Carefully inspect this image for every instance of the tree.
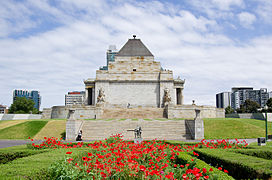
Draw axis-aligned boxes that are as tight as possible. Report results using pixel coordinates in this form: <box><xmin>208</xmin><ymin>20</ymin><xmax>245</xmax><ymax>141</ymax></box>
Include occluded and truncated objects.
<box><xmin>225</xmin><ymin>106</ymin><xmax>234</xmax><ymax>114</ymax></box>
<box><xmin>237</xmin><ymin>99</ymin><xmax>260</xmax><ymax>113</ymax></box>
<box><xmin>9</xmin><ymin>97</ymin><xmax>38</xmax><ymax>114</ymax></box>
<box><xmin>265</xmin><ymin>98</ymin><xmax>272</xmax><ymax>112</ymax></box>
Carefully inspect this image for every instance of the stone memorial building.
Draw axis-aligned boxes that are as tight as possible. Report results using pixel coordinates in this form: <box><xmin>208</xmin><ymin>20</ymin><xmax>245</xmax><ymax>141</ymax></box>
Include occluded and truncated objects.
<box><xmin>43</xmin><ymin>36</ymin><xmax>224</xmax><ymax>120</ymax></box>
<box><xmin>84</xmin><ymin>35</ymin><xmax>184</xmax><ymax>108</ymax></box>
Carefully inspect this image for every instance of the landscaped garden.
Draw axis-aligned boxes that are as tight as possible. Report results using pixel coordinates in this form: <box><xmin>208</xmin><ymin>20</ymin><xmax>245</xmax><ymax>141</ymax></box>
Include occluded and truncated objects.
<box><xmin>0</xmin><ymin>118</ymin><xmax>272</xmax><ymax>179</ymax></box>
<box><xmin>0</xmin><ymin>134</ymin><xmax>272</xmax><ymax>179</ymax></box>
<box><xmin>0</xmin><ymin>118</ymin><xmax>271</xmax><ymax>140</ymax></box>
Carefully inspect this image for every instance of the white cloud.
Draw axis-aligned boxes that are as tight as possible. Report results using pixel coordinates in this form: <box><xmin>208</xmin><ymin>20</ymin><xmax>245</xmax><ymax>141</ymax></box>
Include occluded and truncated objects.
<box><xmin>211</xmin><ymin>0</ymin><xmax>244</xmax><ymax>10</ymax></box>
<box><xmin>238</xmin><ymin>12</ymin><xmax>256</xmax><ymax>28</ymax></box>
<box><xmin>0</xmin><ymin>0</ymin><xmax>271</xmax><ymax>109</ymax></box>
<box><xmin>255</xmin><ymin>0</ymin><xmax>272</xmax><ymax>24</ymax></box>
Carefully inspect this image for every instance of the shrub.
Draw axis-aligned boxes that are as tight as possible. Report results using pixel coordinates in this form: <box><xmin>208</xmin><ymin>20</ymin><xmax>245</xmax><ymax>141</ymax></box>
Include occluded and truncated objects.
<box><xmin>195</xmin><ymin>148</ymin><xmax>272</xmax><ymax>179</ymax></box>
<box><xmin>176</xmin><ymin>151</ymin><xmax>234</xmax><ymax>179</ymax></box>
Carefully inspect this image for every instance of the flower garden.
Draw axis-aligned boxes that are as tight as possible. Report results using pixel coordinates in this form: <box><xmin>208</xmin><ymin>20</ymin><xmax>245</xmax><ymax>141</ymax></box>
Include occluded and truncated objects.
<box><xmin>0</xmin><ymin>127</ymin><xmax>272</xmax><ymax>179</ymax></box>
<box><xmin>2</xmin><ymin>134</ymin><xmax>272</xmax><ymax>179</ymax></box>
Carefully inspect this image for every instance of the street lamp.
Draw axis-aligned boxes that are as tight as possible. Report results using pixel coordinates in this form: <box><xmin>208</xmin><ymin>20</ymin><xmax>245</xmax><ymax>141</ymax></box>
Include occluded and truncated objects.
<box><xmin>265</xmin><ymin>105</ymin><xmax>268</xmax><ymax>140</ymax></box>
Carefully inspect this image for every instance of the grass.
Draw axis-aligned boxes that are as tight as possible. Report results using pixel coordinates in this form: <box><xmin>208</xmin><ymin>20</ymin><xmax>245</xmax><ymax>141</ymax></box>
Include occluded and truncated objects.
<box><xmin>0</xmin><ymin>121</ymin><xmax>48</xmax><ymax>139</ymax></box>
<box><xmin>0</xmin><ymin>120</ymin><xmax>27</xmax><ymax>130</ymax></box>
<box><xmin>34</xmin><ymin>120</ymin><xmax>66</xmax><ymax>139</ymax></box>
<box><xmin>204</xmin><ymin>118</ymin><xmax>272</xmax><ymax>139</ymax></box>
<box><xmin>132</xmin><ymin>118</ymin><xmax>138</xmax><ymax>121</ymax></box>
<box><xmin>0</xmin><ymin>146</ymin><xmax>89</xmax><ymax>179</ymax></box>
<box><xmin>143</xmin><ymin>118</ymin><xmax>152</xmax><ymax>121</ymax></box>
<box><xmin>118</xmin><ymin>118</ymin><xmax>127</xmax><ymax>121</ymax></box>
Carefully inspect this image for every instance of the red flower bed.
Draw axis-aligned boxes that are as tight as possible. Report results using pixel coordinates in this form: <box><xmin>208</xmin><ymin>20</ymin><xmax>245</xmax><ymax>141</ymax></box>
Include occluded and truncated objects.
<box><xmin>30</xmin><ymin>135</ymin><xmax>246</xmax><ymax>179</ymax></box>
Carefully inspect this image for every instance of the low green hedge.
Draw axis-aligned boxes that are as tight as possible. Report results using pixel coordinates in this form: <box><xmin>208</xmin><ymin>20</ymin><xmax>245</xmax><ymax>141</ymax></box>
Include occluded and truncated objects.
<box><xmin>195</xmin><ymin>148</ymin><xmax>272</xmax><ymax>179</ymax></box>
<box><xmin>231</xmin><ymin>149</ymin><xmax>272</xmax><ymax>160</ymax></box>
<box><xmin>177</xmin><ymin>151</ymin><xmax>234</xmax><ymax>179</ymax></box>
<box><xmin>0</xmin><ymin>150</ymin><xmax>46</xmax><ymax>164</ymax></box>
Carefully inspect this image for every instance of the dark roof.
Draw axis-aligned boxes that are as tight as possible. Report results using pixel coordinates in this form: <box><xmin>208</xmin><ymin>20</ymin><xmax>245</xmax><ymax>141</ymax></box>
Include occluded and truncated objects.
<box><xmin>117</xmin><ymin>38</ymin><xmax>153</xmax><ymax>57</ymax></box>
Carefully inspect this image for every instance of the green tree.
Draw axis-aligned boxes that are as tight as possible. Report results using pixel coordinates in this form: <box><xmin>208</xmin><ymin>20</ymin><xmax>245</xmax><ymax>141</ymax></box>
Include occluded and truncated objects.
<box><xmin>238</xmin><ymin>99</ymin><xmax>260</xmax><ymax>113</ymax></box>
<box><xmin>266</xmin><ymin>98</ymin><xmax>272</xmax><ymax>112</ymax></box>
<box><xmin>9</xmin><ymin>97</ymin><xmax>38</xmax><ymax>114</ymax></box>
<box><xmin>225</xmin><ymin>106</ymin><xmax>234</xmax><ymax>114</ymax></box>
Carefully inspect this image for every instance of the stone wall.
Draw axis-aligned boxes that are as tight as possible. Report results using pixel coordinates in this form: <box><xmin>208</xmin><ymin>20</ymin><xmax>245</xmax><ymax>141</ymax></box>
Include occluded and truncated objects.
<box><xmin>108</xmin><ymin>82</ymin><xmax>160</xmax><ymax>107</ymax></box>
<box><xmin>226</xmin><ymin>113</ymin><xmax>272</xmax><ymax>122</ymax></box>
<box><xmin>66</xmin><ymin>120</ymin><xmax>84</xmax><ymax>140</ymax></box>
<box><xmin>50</xmin><ymin>105</ymin><xmax>97</xmax><ymax>119</ymax></box>
<box><xmin>41</xmin><ymin>108</ymin><xmax>52</xmax><ymax>119</ymax></box>
<box><xmin>167</xmin><ymin>105</ymin><xmax>225</xmax><ymax>119</ymax></box>
<box><xmin>0</xmin><ymin>114</ymin><xmax>42</xmax><ymax>120</ymax></box>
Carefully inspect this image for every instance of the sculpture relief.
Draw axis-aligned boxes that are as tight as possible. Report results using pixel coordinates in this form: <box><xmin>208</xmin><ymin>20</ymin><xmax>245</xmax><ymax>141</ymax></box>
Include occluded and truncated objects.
<box><xmin>163</xmin><ymin>88</ymin><xmax>171</xmax><ymax>107</ymax></box>
<box><xmin>97</xmin><ymin>88</ymin><xmax>105</xmax><ymax>103</ymax></box>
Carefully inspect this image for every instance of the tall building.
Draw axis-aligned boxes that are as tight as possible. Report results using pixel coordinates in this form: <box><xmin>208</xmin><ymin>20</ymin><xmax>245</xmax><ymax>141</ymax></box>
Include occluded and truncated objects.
<box><xmin>99</xmin><ymin>45</ymin><xmax>118</xmax><ymax>70</ymax></box>
<box><xmin>13</xmin><ymin>90</ymin><xmax>41</xmax><ymax>111</ymax></box>
<box><xmin>216</xmin><ymin>92</ymin><xmax>231</xmax><ymax>108</ymax></box>
<box><xmin>269</xmin><ymin>91</ymin><xmax>272</xmax><ymax>99</ymax></box>
<box><xmin>230</xmin><ymin>87</ymin><xmax>253</xmax><ymax>109</ymax></box>
<box><xmin>65</xmin><ymin>91</ymin><xmax>85</xmax><ymax>106</ymax></box>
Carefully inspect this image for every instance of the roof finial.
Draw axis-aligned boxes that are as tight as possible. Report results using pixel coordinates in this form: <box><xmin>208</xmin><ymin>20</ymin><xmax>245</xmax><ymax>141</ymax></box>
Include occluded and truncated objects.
<box><xmin>133</xmin><ymin>35</ymin><xmax>136</xmax><ymax>39</ymax></box>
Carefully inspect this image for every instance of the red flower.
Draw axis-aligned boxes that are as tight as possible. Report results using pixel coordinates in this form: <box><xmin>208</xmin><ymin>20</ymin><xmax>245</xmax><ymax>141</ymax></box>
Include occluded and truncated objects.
<box><xmin>218</xmin><ymin>167</ymin><xmax>222</xmax><ymax>171</ymax></box>
<box><xmin>66</xmin><ymin>152</ymin><xmax>72</xmax><ymax>154</ymax></box>
<box><xmin>209</xmin><ymin>168</ymin><xmax>213</xmax><ymax>172</ymax></box>
<box><xmin>139</xmin><ymin>165</ymin><xmax>146</xmax><ymax>171</ymax></box>
<box><xmin>202</xmin><ymin>168</ymin><xmax>207</xmax><ymax>173</ymax></box>
<box><xmin>224</xmin><ymin>169</ymin><xmax>229</xmax><ymax>173</ymax></box>
<box><xmin>204</xmin><ymin>175</ymin><xmax>209</xmax><ymax>179</ymax></box>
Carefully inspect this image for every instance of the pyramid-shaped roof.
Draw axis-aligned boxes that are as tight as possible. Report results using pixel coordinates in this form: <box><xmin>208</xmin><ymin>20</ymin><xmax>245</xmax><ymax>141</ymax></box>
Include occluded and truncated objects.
<box><xmin>117</xmin><ymin>37</ymin><xmax>153</xmax><ymax>57</ymax></box>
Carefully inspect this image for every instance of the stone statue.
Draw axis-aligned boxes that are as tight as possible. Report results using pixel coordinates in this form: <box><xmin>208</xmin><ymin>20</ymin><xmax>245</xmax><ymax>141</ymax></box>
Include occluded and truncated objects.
<box><xmin>97</xmin><ymin>88</ymin><xmax>105</xmax><ymax>103</ymax></box>
<box><xmin>163</xmin><ymin>88</ymin><xmax>171</xmax><ymax>106</ymax></box>
<box><xmin>134</xmin><ymin>126</ymin><xmax>142</xmax><ymax>139</ymax></box>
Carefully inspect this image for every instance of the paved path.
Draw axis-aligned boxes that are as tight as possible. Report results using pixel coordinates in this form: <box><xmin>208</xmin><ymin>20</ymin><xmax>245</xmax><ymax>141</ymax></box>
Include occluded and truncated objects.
<box><xmin>0</xmin><ymin>138</ymin><xmax>260</xmax><ymax>149</ymax></box>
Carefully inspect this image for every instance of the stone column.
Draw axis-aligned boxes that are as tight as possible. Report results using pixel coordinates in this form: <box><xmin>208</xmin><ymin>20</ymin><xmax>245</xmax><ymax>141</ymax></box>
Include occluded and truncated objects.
<box><xmin>180</xmin><ymin>88</ymin><xmax>184</xmax><ymax>105</ymax></box>
<box><xmin>194</xmin><ymin>109</ymin><xmax>204</xmax><ymax>140</ymax></box>
<box><xmin>66</xmin><ymin>109</ymin><xmax>83</xmax><ymax>140</ymax></box>
<box><xmin>85</xmin><ymin>88</ymin><xmax>89</xmax><ymax>105</ymax></box>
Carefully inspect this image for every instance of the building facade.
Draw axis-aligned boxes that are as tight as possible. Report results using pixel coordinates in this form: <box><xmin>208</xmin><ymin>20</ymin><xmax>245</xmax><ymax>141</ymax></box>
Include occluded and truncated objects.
<box><xmin>217</xmin><ymin>87</ymin><xmax>269</xmax><ymax>110</ymax></box>
<box><xmin>84</xmin><ymin>36</ymin><xmax>184</xmax><ymax>108</ymax></box>
<box><xmin>13</xmin><ymin>90</ymin><xmax>41</xmax><ymax>110</ymax></box>
<box><xmin>0</xmin><ymin>105</ymin><xmax>8</xmax><ymax>114</ymax></box>
<box><xmin>216</xmin><ymin>92</ymin><xmax>231</xmax><ymax>108</ymax></box>
<box><xmin>65</xmin><ymin>91</ymin><xmax>85</xmax><ymax>106</ymax></box>
<box><xmin>44</xmin><ymin>36</ymin><xmax>224</xmax><ymax>120</ymax></box>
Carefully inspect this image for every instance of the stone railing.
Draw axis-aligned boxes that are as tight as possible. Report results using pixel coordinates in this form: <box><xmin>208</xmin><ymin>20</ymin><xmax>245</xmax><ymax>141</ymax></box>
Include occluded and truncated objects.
<box><xmin>0</xmin><ymin>114</ymin><xmax>42</xmax><ymax>120</ymax></box>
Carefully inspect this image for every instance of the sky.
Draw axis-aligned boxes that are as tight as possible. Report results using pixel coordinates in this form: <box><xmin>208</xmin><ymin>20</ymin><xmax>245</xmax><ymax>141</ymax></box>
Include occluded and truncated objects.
<box><xmin>0</xmin><ymin>0</ymin><xmax>272</xmax><ymax>109</ymax></box>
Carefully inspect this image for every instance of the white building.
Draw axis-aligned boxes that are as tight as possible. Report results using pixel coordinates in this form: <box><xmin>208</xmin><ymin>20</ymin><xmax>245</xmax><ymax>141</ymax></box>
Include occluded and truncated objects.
<box><xmin>65</xmin><ymin>91</ymin><xmax>85</xmax><ymax>106</ymax></box>
<box><xmin>84</xmin><ymin>35</ymin><xmax>184</xmax><ymax>108</ymax></box>
<box><xmin>216</xmin><ymin>92</ymin><xmax>231</xmax><ymax>108</ymax></box>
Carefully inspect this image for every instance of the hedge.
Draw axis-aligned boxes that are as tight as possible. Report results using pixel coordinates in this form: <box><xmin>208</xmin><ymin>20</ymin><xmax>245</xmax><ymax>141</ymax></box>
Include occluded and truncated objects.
<box><xmin>195</xmin><ymin>148</ymin><xmax>272</xmax><ymax>179</ymax></box>
<box><xmin>0</xmin><ymin>150</ymin><xmax>46</xmax><ymax>164</ymax></box>
<box><xmin>177</xmin><ymin>151</ymin><xmax>234</xmax><ymax>179</ymax></box>
<box><xmin>231</xmin><ymin>149</ymin><xmax>272</xmax><ymax>160</ymax></box>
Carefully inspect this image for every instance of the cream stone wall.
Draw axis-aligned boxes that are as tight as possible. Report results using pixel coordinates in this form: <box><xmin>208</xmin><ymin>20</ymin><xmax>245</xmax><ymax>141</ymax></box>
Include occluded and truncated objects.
<box><xmin>107</xmin><ymin>82</ymin><xmax>160</xmax><ymax>107</ymax></box>
<box><xmin>167</xmin><ymin>105</ymin><xmax>225</xmax><ymax>119</ymax></box>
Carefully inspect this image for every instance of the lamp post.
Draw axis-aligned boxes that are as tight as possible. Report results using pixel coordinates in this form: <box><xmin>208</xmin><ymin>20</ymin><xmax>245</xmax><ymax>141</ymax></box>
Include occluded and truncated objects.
<box><xmin>265</xmin><ymin>105</ymin><xmax>268</xmax><ymax>140</ymax></box>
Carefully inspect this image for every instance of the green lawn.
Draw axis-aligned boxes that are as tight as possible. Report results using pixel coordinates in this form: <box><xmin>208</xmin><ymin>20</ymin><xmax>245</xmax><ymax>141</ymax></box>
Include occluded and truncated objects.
<box><xmin>204</xmin><ymin>118</ymin><xmax>272</xmax><ymax>139</ymax></box>
<box><xmin>0</xmin><ymin>121</ymin><xmax>48</xmax><ymax>139</ymax></box>
<box><xmin>0</xmin><ymin>145</ymin><xmax>89</xmax><ymax>179</ymax></box>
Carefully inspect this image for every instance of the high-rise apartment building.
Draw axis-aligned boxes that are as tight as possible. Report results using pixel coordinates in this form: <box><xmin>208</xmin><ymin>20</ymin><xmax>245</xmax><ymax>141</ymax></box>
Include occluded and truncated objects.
<box><xmin>216</xmin><ymin>92</ymin><xmax>231</xmax><ymax>108</ymax></box>
<box><xmin>217</xmin><ymin>87</ymin><xmax>269</xmax><ymax>110</ymax></box>
<box><xmin>99</xmin><ymin>45</ymin><xmax>118</xmax><ymax>70</ymax></box>
<box><xmin>13</xmin><ymin>90</ymin><xmax>41</xmax><ymax>110</ymax></box>
<box><xmin>65</xmin><ymin>91</ymin><xmax>85</xmax><ymax>106</ymax></box>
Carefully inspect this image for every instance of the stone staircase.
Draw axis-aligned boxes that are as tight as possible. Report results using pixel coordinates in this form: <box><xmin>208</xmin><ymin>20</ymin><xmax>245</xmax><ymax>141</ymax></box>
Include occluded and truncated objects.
<box><xmin>101</xmin><ymin>108</ymin><xmax>165</xmax><ymax>119</ymax></box>
<box><xmin>81</xmin><ymin>119</ymin><xmax>192</xmax><ymax>140</ymax></box>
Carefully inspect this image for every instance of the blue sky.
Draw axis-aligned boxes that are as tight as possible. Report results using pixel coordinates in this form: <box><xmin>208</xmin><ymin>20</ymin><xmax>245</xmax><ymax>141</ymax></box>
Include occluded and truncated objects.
<box><xmin>0</xmin><ymin>0</ymin><xmax>272</xmax><ymax>109</ymax></box>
